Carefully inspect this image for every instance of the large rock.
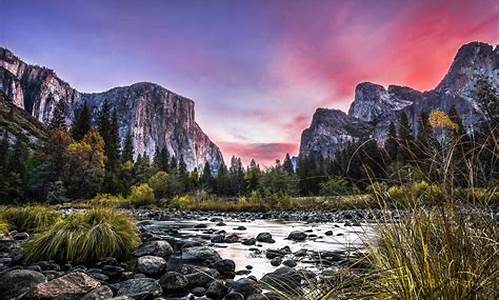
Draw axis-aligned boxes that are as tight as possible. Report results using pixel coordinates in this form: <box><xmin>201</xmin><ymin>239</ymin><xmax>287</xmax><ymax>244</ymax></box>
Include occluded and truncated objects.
<box><xmin>181</xmin><ymin>246</ymin><xmax>222</xmax><ymax>264</ymax></box>
<box><xmin>0</xmin><ymin>47</ymin><xmax>224</xmax><ymax>171</ymax></box>
<box><xmin>81</xmin><ymin>285</ymin><xmax>114</xmax><ymax>300</ymax></box>
<box><xmin>229</xmin><ymin>278</ymin><xmax>262</xmax><ymax>298</ymax></box>
<box><xmin>134</xmin><ymin>240</ymin><xmax>173</xmax><ymax>258</ymax></box>
<box><xmin>136</xmin><ymin>255</ymin><xmax>167</xmax><ymax>276</ymax></box>
<box><xmin>287</xmin><ymin>231</ymin><xmax>307</xmax><ymax>242</ymax></box>
<box><xmin>260</xmin><ymin>267</ymin><xmax>302</xmax><ymax>291</ymax></box>
<box><xmin>30</xmin><ymin>272</ymin><xmax>100</xmax><ymax>300</ymax></box>
<box><xmin>159</xmin><ymin>272</ymin><xmax>188</xmax><ymax>293</ymax></box>
<box><xmin>255</xmin><ymin>232</ymin><xmax>275</xmax><ymax>243</ymax></box>
<box><xmin>0</xmin><ymin>269</ymin><xmax>47</xmax><ymax>299</ymax></box>
<box><xmin>206</xmin><ymin>280</ymin><xmax>227</xmax><ymax>299</ymax></box>
<box><xmin>117</xmin><ymin>278</ymin><xmax>162</xmax><ymax>300</ymax></box>
<box><xmin>210</xmin><ymin>259</ymin><xmax>236</xmax><ymax>278</ymax></box>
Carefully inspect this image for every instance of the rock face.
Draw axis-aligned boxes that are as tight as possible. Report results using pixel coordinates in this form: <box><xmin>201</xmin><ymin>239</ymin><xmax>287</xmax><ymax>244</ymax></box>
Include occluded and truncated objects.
<box><xmin>300</xmin><ymin>41</ymin><xmax>499</xmax><ymax>158</ymax></box>
<box><xmin>0</xmin><ymin>47</ymin><xmax>223</xmax><ymax>171</ymax></box>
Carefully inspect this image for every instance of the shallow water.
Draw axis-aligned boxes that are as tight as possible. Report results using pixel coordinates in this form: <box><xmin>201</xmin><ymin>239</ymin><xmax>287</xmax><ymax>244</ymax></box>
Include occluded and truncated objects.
<box><xmin>144</xmin><ymin>217</ymin><xmax>373</xmax><ymax>279</ymax></box>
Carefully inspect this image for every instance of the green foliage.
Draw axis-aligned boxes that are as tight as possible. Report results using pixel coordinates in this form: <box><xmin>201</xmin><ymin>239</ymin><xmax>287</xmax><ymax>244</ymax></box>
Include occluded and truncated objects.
<box><xmin>319</xmin><ymin>176</ymin><xmax>352</xmax><ymax>196</ymax></box>
<box><xmin>148</xmin><ymin>171</ymin><xmax>169</xmax><ymax>198</ymax></box>
<box><xmin>0</xmin><ymin>217</ymin><xmax>9</xmax><ymax>235</ymax></box>
<box><xmin>71</xmin><ymin>102</ymin><xmax>92</xmax><ymax>141</ymax></box>
<box><xmin>89</xmin><ymin>193</ymin><xmax>126</xmax><ymax>207</ymax></box>
<box><xmin>127</xmin><ymin>183</ymin><xmax>155</xmax><ymax>207</ymax></box>
<box><xmin>1</xmin><ymin>205</ymin><xmax>61</xmax><ymax>233</ymax></box>
<box><xmin>24</xmin><ymin>208</ymin><xmax>140</xmax><ymax>264</ymax></box>
<box><xmin>49</xmin><ymin>100</ymin><xmax>68</xmax><ymax>131</ymax></box>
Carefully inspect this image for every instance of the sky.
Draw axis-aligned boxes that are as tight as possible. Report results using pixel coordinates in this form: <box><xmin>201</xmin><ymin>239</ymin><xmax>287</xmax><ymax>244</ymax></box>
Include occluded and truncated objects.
<box><xmin>1</xmin><ymin>0</ymin><xmax>498</xmax><ymax>166</ymax></box>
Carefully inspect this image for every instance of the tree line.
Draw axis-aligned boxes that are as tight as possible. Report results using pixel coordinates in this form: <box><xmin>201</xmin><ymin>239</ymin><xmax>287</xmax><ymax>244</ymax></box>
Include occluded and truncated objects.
<box><xmin>0</xmin><ymin>79</ymin><xmax>497</xmax><ymax>203</ymax></box>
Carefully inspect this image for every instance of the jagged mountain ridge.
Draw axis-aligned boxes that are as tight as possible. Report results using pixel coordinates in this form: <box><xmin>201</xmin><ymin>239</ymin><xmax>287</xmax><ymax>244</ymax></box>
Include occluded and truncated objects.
<box><xmin>300</xmin><ymin>41</ymin><xmax>499</xmax><ymax>158</ymax></box>
<box><xmin>0</xmin><ymin>47</ymin><xmax>224</xmax><ymax>171</ymax></box>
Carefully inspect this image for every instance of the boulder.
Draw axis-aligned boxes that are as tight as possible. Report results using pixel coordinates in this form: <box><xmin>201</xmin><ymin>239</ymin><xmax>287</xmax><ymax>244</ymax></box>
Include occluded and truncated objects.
<box><xmin>0</xmin><ymin>269</ymin><xmax>46</xmax><ymax>299</ymax></box>
<box><xmin>134</xmin><ymin>240</ymin><xmax>174</xmax><ymax>258</ymax></box>
<box><xmin>136</xmin><ymin>256</ymin><xmax>167</xmax><ymax>276</ymax></box>
<box><xmin>241</xmin><ymin>238</ymin><xmax>256</xmax><ymax>245</ymax></box>
<box><xmin>270</xmin><ymin>257</ymin><xmax>282</xmax><ymax>266</ymax></box>
<box><xmin>159</xmin><ymin>272</ymin><xmax>188</xmax><ymax>293</ymax></box>
<box><xmin>287</xmin><ymin>231</ymin><xmax>307</xmax><ymax>241</ymax></box>
<box><xmin>211</xmin><ymin>259</ymin><xmax>236</xmax><ymax>278</ymax></box>
<box><xmin>224</xmin><ymin>292</ymin><xmax>244</xmax><ymax>300</ymax></box>
<box><xmin>30</xmin><ymin>272</ymin><xmax>100</xmax><ymax>300</ymax></box>
<box><xmin>191</xmin><ymin>287</ymin><xmax>207</xmax><ymax>296</ymax></box>
<box><xmin>182</xmin><ymin>246</ymin><xmax>222</xmax><ymax>264</ymax></box>
<box><xmin>206</xmin><ymin>280</ymin><xmax>227</xmax><ymax>299</ymax></box>
<box><xmin>282</xmin><ymin>259</ymin><xmax>297</xmax><ymax>268</ymax></box>
<box><xmin>81</xmin><ymin>285</ymin><xmax>114</xmax><ymax>300</ymax></box>
<box><xmin>117</xmin><ymin>278</ymin><xmax>162</xmax><ymax>300</ymax></box>
<box><xmin>261</xmin><ymin>267</ymin><xmax>302</xmax><ymax>291</ymax></box>
<box><xmin>229</xmin><ymin>278</ymin><xmax>262</xmax><ymax>298</ymax></box>
<box><xmin>256</xmin><ymin>232</ymin><xmax>275</xmax><ymax>243</ymax></box>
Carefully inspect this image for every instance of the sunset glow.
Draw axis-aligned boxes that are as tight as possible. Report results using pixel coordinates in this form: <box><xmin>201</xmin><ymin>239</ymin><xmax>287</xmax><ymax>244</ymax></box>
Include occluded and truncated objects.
<box><xmin>3</xmin><ymin>0</ymin><xmax>498</xmax><ymax>165</ymax></box>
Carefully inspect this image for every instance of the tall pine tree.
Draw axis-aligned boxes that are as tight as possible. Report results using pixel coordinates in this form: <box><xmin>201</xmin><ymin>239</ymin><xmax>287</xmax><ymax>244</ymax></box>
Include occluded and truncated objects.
<box><xmin>71</xmin><ymin>102</ymin><xmax>91</xmax><ymax>141</ymax></box>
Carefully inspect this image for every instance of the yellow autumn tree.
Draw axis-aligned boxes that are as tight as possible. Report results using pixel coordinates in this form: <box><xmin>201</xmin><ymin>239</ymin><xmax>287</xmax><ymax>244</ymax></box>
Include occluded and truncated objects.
<box><xmin>64</xmin><ymin>129</ymin><xmax>106</xmax><ymax>199</ymax></box>
<box><xmin>428</xmin><ymin>110</ymin><xmax>458</xmax><ymax>131</ymax></box>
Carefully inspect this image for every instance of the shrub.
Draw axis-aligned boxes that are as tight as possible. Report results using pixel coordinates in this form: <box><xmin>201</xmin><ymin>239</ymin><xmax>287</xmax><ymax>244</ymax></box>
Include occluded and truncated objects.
<box><xmin>319</xmin><ymin>176</ymin><xmax>352</xmax><ymax>196</ymax></box>
<box><xmin>171</xmin><ymin>195</ymin><xmax>197</xmax><ymax>210</ymax></box>
<box><xmin>1</xmin><ymin>205</ymin><xmax>62</xmax><ymax>233</ymax></box>
<box><xmin>128</xmin><ymin>183</ymin><xmax>155</xmax><ymax>207</ymax></box>
<box><xmin>24</xmin><ymin>208</ymin><xmax>140</xmax><ymax>264</ymax></box>
<box><xmin>89</xmin><ymin>193</ymin><xmax>126</xmax><ymax>207</ymax></box>
<box><xmin>0</xmin><ymin>218</ymin><xmax>9</xmax><ymax>235</ymax></box>
<box><xmin>148</xmin><ymin>171</ymin><xmax>169</xmax><ymax>198</ymax></box>
<box><xmin>387</xmin><ymin>185</ymin><xmax>405</xmax><ymax>203</ymax></box>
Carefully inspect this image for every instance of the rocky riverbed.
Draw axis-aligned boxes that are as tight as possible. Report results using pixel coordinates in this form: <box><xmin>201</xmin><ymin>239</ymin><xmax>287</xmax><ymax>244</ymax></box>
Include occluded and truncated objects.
<box><xmin>0</xmin><ymin>209</ymin><xmax>376</xmax><ymax>300</ymax></box>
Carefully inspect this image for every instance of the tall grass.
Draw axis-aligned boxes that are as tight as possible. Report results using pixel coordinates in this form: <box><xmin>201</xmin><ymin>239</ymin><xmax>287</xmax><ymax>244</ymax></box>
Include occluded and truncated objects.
<box><xmin>0</xmin><ymin>205</ymin><xmax>62</xmax><ymax>233</ymax></box>
<box><xmin>24</xmin><ymin>208</ymin><xmax>140</xmax><ymax>264</ymax></box>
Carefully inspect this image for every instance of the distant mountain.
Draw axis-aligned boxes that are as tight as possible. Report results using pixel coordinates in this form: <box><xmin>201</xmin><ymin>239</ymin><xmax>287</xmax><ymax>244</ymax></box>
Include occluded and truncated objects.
<box><xmin>0</xmin><ymin>47</ymin><xmax>224</xmax><ymax>171</ymax></box>
<box><xmin>300</xmin><ymin>41</ymin><xmax>499</xmax><ymax>158</ymax></box>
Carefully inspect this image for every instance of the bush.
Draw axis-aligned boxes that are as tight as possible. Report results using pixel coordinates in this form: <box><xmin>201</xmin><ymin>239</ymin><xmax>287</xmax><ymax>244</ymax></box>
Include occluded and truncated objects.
<box><xmin>319</xmin><ymin>176</ymin><xmax>352</xmax><ymax>196</ymax></box>
<box><xmin>24</xmin><ymin>208</ymin><xmax>140</xmax><ymax>264</ymax></box>
<box><xmin>171</xmin><ymin>195</ymin><xmax>197</xmax><ymax>210</ymax></box>
<box><xmin>1</xmin><ymin>205</ymin><xmax>62</xmax><ymax>233</ymax></box>
<box><xmin>0</xmin><ymin>218</ymin><xmax>9</xmax><ymax>235</ymax></box>
<box><xmin>128</xmin><ymin>183</ymin><xmax>155</xmax><ymax>207</ymax></box>
<box><xmin>387</xmin><ymin>185</ymin><xmax>405</xmax><ymax>203</ymax></box>
<box><xmin>89</xmin><ymin>193</ymin><xmax>126</xmax><ymax>207</ymax></box>
<box><xmin>148</xmin><ymin>171</ymin><xmax>169</xmax><ymax>198</ymax></box>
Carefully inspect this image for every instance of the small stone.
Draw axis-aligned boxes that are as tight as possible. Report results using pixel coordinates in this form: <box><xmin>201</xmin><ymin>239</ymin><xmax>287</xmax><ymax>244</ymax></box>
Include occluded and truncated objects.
<box><xmin>136</xmin><ymin>256</ymin><xmax>167</xmax><ymax>276</ymax></box>
<box><xmin>159</xmin><ymin>272</ymin><xmax>188</xmax><ymax>292</ymax></box>
<box><xmin>325</xmin><ymin>230</ymin><xmax>333</xmax><ymax>236</ymax></box>
<box><xmin>282</xmin><ymin>260</ymin><xmax>297</xmax><ymax>268</ymax></box>
<box><xmin>270</xmin><ymin>257</ymin><xmax>282</xmax><ymax>266</ymax></box>
<box><xmin>134</xmin><ymin>240</ymin><xmax>174</xmax><ymax>258</ymax></box>
<box><xmin>117</xmin><ymin>278</ymin><xmax>162</xmax><ymax>300</ymax></box>
<box><xmin>287</xmin><ymin>231</ymin><xmax>307</xmax><ymax>241</ymax></box>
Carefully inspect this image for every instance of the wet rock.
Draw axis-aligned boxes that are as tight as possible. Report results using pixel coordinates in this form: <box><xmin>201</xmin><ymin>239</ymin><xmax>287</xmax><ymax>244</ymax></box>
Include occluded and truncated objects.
<box><xmin>270</xmin><ymin>257</ymin><xmax>282</xmax><ymax>266</ymax></box>
<box><xmin>81</xmin><ymin>285</ymin><xmax>114</xmax><ymax>300</ymax></box>
<box><xmin>261</xmin><ymin>267</ymin><xmax>302</xmax><ymax>291</ymax></box>
<box><xmin>241</xmin><ymin>238</ymin><xmax>256</xmax><ymax>245</ymax></box>
<box><xmin>206</xmin><ymin>280</ymin><xmax>227</xmax><ymax>299</ymax></box>
<box><xmin>184</xmin><ymin>266</ymin><xmax>220</xmax><ymax>288</ymax></box>
<box><xmin>325</xmin><ymin>230</ymin><xmax>333</xmax><ymax>236</ymax></box>
<box><xmin>211</xmin><ymin>235</ymin><xmax>226</xmax><ymax>243</ymax></box>
<box><xmin>13</xmin><ymin>231</ymin><xmax>29</xmax><ymax>240</ymax></box>
<box><xmin>134</xmin><ymin>240</ymin><xmax>174</xmax><ymax>258</ymax></box>
<box><xmin>216</xmin><ymin>222</ymin><xmax>226</xmax><ymax>226</ymax></box>
<box><xmin>256</xmin><ymin>232</ymin><xmax>275</xmax><ymax>243</ymax></box>
<box><xmin>235</xmin><ymin>270</ymin><xmax>251</xmax><ymax>276</ymax></box>
<box><xmin>224</xmin><ymin>292</ymin><xmax>244</xmax><ymax>300</ymax></box>
<box><xmin>0</xmin><ymin>269</ymin><xmax>47</xmax><ymax>300</ymax></box>
<box><xmin>30</xmin><ymin>272</ymin><xmax>100</xmax><ymax>300</ymax></box>
<box><xmin>182</xmin><ymin>246</ymin><xmax>222</xmax><ymax>265</ymax></box>
<box><xmin>211</xmin><ymin>259</ymin><xmax>236</xmax><ymax>278</ymax></box>
<box><xmin>191</xmin><ymin>287</ymin><xmax>206</xmax><ymax>296</ymax></box>
<box><xmin>248</xmin><ymin>293</ymin><xmax>268</xmax><ymax>300</ymax></box>
<box><xmin>245</xmin><ymin>265</ymin><xmax>253</xmax><ymax>270</ymax></box>
<box><xmin>229</xmin><ymin>278</ymin><xmax>262</xmax><ymax>298</ymax></box>
<box><xmin>224</xmin><ymin>234</ymin><xmax>239</xmax><ymax>243</ymax></box>
<box><xmin>282</xmin><ymin>259</ymin><xmax>297</xmax><ymax>268</ymax></box>
<box><xmin>279</xmin><ymin>246</ymin><xmax>292</xmax><ymax>255</ymax></box>
<box><xmin>159</xmin><ymin>272</ymin><xmax>188</xmax><ymax>293</ymax></box>
<box><xmin>117</xmin><ymin>278</ymin><xmax>162</xmax><ymax>300</ymax></box>
<box><xmin>194</xmin><ymin>224</ymin><xmax>208</xmax><ymax>229</ymax></box>
<box><xmin>287</xmin><ymin>231</ymin><xmax>307</xmax><ymax>241</ymax></box>
<box><xmin>136</xmin><ymin>256</ymin><xmax>167</xmax><ymax>276</ymax></box>
<box><xmin>234</xmin><ymin>226</ymin><xmax>246</xmax><ymax>231</ymax></box>
<box><xmin>265</xmin><ymin>249</ymin><xmax>285</xmax><ymax>259</ymax></box>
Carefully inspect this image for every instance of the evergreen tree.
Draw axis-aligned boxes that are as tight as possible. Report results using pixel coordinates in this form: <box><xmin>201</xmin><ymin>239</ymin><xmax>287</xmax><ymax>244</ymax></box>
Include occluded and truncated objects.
<box><xmin>200</xmin><ymin>162</ymin><xmax>215</xmax><ymax>192</ymax></box>
<box><xmin>122</xmin><ymin>130</ymin><xmax>134</xmax><ymax>163</ymax></box>
<box><xmin>97</xmin><ymin>99</ymin><xmax>111</xmax><ymax>142</ymax></box>
<box><xmin>0</xmin><ymin>131</ymin><xmax>8</xmax><ymax>171</ymax></box>
<box><xmin>71</xmin><ymin>102</ymin><xmax>91</xmax><ymax>141</ymax></box>
<box><xmin>229</xmin><ymin>156</ymin><xmax>245</xmax><ymax>195</ymax></box>
<box><xmin>397</xmin><ymin>112</ymin><xmax>414</xmax><ymax>162</ymax></box>
<box><xmin>385</xmin><ymin>122</ymin><xmax>399</xmax><ymax>161</ymax></box>
<box><xmin>49</xmin><ymin>100</ymin><xmax>68</xmax><ymax>131</ymax></box>
<box><xmin>282</xmin><ymin>153</ymin><xmax>294</xmax><ymax>174</ymax></box>
<box><xmin>215</xmin><ymin>163</ymin><xmax>230</xmax><ymax>195</ymax></box>
<box><xmin>245</xmin><ymin>159</ymin><xmax>261</xmax><ymax>193</ymax></box>
<box><xmin>178</xmin><ymin>155</ymin><xmax>189</xmax><ymax>192</ymax></box>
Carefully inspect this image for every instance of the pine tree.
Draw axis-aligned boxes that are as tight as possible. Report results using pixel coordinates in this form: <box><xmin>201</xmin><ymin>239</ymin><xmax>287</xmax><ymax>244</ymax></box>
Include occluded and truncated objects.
<box><xmin>71</xmin><ymin>102</ymin><xmax>91</xmax><ymax>141</ymax></box>
<box><xmin>283</xmin><ymin>153</ymin><xmax>294</xmax><ymax>174</ymax></box>
<box><xmin>385</xmin><ymin>122</ymin><xmax>398</xmax><ymax>161</ymax></box>
<box><xmin>97</xmin><ymin>99</ymin><xmax>111</xmax><ymax>142</ymax></box>
<box><xmin>122</xmin><ymin>130</ymin><xmax>134</xmax><ymax>163</ymax></box>
<box><xmin>107</xmin><ymin>110</ymin><xmax>121</xmax><ymax>171</ymax></box>
<box><xmin>245</xmin><ymin>159</ymin><xmax>261</xmax><ymax>193</ymax></box>
<box><xmin>229</xmin><ymin>156</ymin><xmax>245</xmax><ymax>195</ymax></box>
<box><xmin>49</xmin><ymin>100</ymin><xmax>68</xmax><ymax>131</ymax></box>
<box><xmin>398</xmin><ymin>112</ymin><xmax>414</xmax><ymax>162</ymax></box>
<box><xmin>200</xmin><ymin>162</ymin><xmax>215</xmax><ymax>192</ymax></box>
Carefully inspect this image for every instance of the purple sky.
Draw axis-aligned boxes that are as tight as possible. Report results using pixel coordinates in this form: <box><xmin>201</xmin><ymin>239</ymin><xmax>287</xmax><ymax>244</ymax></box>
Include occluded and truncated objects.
<box><xmin>2</xmin><ymin>0</ymin><xmax>498</xmax><ymax>165</ymax></box>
